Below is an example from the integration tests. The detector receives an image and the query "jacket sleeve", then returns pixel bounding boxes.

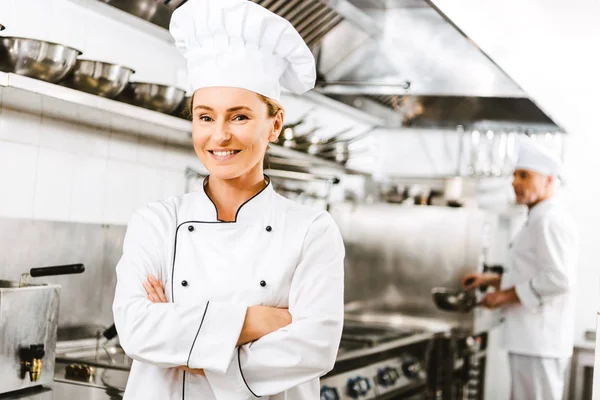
[514,217,577,310]
[204,212,345,399]
[113,206,247,372]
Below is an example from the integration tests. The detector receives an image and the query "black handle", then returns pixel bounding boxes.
[483,264,504,275]
[30,264,85,277]
[102,324,118,341]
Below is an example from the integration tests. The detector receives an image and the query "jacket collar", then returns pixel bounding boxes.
[199,176,274,223]
[528,195,559,221]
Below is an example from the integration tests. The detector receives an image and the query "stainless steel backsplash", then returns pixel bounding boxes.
[0,218,126,329]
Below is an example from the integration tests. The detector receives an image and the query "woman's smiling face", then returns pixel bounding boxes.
[191,86,283,180]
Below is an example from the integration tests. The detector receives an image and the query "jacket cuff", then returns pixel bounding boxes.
[187,301,247,373]
[514,280,542,310]
[204,348,260,399]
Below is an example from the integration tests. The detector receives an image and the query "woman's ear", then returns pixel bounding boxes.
[268,110,285,142]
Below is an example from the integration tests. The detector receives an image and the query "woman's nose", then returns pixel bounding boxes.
[213,122,231,143]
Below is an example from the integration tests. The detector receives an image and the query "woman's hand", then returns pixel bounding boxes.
[143,275,204,376]
[179,366,205,376]
[143,275,168,303]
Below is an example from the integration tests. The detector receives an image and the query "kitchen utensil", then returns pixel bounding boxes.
[0,263,85,394]
[0,37,81,83]
[172,95,192,119]
[62,59,134,99]
[118,82,186,114]
[101,0,172,29]
[431,287,480,313]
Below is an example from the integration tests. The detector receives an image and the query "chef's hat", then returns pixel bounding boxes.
[515,136,562,177]
[170,0,316,101]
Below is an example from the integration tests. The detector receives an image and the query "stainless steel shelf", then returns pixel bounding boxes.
[0,72,368,175]
[0,71,190,128]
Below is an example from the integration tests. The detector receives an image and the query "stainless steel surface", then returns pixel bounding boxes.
[429,0,600,138]
[120,82,186,114]
[0,282,60,394]
[56,343,132,371]
[568,340,595,400]
[103,0,343,49]
[62,60,134,99]
[0,37,81,84]
[51,381,122,400]
[101,0,171,29]
[0,218,126,328]
[0,71,194,144]
[329,203,501,333]
[318,1,525,97]
[323,321,432,399]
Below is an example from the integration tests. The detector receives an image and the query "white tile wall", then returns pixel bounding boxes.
[0,107,200,225]
[0,141,38,219]
[69,156,107,223]
[0,108,42,146]
[33,148,76,221]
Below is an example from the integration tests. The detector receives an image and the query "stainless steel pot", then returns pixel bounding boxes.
[62,60,134,99]
[0,263,85,395]
[0,37,82,83]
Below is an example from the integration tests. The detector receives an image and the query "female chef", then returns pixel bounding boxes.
[112,0,345,399]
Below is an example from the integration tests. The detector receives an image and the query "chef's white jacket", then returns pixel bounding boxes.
[500,196,579,358]
[112,180,345,399]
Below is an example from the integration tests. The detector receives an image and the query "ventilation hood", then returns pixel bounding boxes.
[316,0,526,98]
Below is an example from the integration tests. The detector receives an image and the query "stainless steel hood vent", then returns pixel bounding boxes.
[329,94,562,130]
[317,0,526,98]
[101,0,344,49]
[254,0,344,49]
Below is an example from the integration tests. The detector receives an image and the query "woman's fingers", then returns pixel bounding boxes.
[144,275,168,303]
[143,280,159,303]
[148,275,168,303]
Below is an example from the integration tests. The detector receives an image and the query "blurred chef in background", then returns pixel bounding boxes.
[462,137,579,400]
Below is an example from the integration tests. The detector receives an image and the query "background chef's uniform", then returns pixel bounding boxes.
[500,138,579,400]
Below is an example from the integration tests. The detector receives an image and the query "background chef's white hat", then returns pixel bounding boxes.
[170,0,316,101]
[515,136,562,177]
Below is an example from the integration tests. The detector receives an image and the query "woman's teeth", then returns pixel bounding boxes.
[213,150,237,157]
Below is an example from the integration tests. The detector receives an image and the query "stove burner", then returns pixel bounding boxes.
[339,323,424,353]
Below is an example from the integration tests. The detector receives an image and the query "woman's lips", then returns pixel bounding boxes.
[208,149,241,161]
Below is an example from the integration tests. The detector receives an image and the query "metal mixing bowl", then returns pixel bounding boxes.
[121,82,186,114]
[172,95,192,119]
[62,60,134,99]
[0,37,82,83]
[101,0,172,29]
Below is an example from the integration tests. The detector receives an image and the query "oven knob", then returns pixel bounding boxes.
[402,359,424,380]
[347,376,371,398]
[320,386,340,400]
[377,366,400,386]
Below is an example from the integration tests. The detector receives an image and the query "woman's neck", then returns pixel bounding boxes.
[205,168,267,222]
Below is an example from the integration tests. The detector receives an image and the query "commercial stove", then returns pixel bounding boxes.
[36,322,437,400]
[320,322,436,400]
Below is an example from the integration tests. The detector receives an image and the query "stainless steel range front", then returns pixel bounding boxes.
[320,322,436,400]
